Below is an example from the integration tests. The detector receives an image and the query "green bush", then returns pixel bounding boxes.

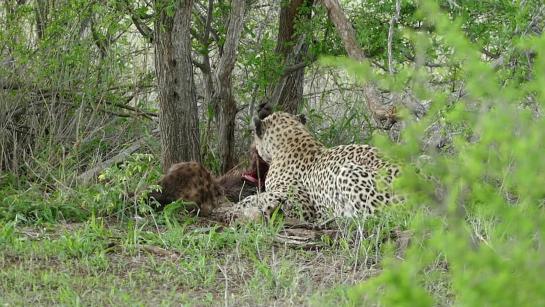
[325,1,545,306]
[0,153,162,223]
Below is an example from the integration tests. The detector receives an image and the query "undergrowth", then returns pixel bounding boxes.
[0,153,162,223]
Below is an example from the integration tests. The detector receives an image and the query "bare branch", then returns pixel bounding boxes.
[106,98,157,120]
[203,0,214,47]
[387,0,401,74]
[319,0,397,127]
[193,3,222,53]
[121,0,154,43]
[132,15,154,43]
[282,61,311,77]
[319,0,364,60]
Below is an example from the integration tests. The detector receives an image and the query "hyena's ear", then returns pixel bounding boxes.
[257,102,273,119]
[254,116,263,138]
[296,114,306,125]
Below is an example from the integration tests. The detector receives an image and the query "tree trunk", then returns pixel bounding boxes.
[267,0,313,114]
[213,0,246,173]
[154,0,201,171]
[216,94,237,173]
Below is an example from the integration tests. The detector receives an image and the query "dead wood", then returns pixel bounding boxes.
[76,128,160,184]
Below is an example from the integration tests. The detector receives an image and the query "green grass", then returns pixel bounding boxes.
[0,208,409,306]
[0,153,411,305]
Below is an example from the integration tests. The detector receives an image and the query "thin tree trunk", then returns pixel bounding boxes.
[154,0,201,171]
[320,0,363,60]
[320,0,397,127]
[34,0,49,40]
[217,94,237,173]
[267,0,313,114]
[213,0,246,173]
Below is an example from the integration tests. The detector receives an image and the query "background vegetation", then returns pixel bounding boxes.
[1,0,544,305]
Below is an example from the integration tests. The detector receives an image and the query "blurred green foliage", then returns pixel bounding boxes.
[326,1,545,305]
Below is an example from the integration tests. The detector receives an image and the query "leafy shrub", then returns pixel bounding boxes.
[325,1,545,305]
[0,154,162,223]
[95,153,162,217]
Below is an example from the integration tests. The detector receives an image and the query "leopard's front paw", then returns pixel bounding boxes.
[241,207,263,222]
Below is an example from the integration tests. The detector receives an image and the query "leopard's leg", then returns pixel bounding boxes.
[232,189,320,224]
[232,191,287,222]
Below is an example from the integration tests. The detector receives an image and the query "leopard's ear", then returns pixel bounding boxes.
[257,102,273,119]
[296,114,306,125]
[254,116,263,138]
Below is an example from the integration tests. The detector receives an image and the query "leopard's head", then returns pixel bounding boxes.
[252,103,307,163]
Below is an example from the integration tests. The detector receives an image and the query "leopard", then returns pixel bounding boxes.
[232,105,401,225]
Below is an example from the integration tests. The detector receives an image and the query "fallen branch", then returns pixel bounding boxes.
[77,139,146,184]
[107,96,158,119]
